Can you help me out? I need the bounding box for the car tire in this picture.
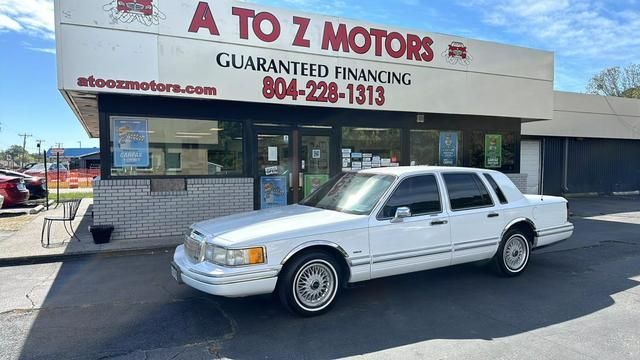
[277,251,341,317]
[494,228,531,277]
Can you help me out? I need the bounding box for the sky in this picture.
[0,0,638,154]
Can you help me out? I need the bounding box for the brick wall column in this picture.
[93,178,254,241]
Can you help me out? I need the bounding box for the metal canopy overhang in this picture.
[63,90,99,138]
[66,91,548,139]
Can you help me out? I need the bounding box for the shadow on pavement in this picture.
[15,216,640,359]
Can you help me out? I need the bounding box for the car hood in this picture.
[191,204,367,246]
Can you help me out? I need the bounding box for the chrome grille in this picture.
[184,234,204,263]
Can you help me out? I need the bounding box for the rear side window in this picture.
[380,175,441,218]
[443,173,494,211]
[483,173,508,204]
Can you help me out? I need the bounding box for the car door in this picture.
[442,172,506,265]
[369,174,452,279]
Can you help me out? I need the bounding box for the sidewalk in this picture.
[0,199,181,265]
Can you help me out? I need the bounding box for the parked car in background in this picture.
[0,175,30,208]
[0,169,47,199]
[23,163,68,182]
[19,163,37,172]
[172,167,574,316]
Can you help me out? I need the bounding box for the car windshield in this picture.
[300,172,396,215]
[28,164,45,172]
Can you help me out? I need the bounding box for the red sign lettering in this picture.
[188,2,220,35]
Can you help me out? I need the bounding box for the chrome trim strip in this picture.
[187,267,280,279]
[350,258,371,266]
[537,228,574,237]
[454,241,499,251]
[454,236,500,246]
[280,241,349,265]
[536,223,574,237]
[372,244,451,259]
[501,218,536,238]
[183,271,278,286]
[372,249,451,264]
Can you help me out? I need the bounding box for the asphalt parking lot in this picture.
[1,196,639,360]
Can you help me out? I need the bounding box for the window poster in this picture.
[268,146,278,162]
[113,117,150,168]
[260,176,288,209]
[304,174,330,197]
[485,134,503,168]
[439,131,458,166]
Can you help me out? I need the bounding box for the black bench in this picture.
[41,199,82,247]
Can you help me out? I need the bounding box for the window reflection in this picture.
[110,116,243,177]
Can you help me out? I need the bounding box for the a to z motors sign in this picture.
[55,0,554,119]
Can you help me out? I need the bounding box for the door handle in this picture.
[487,213,500,218]
[431,220,448,226]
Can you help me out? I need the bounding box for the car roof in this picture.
[359,166,500,177]
[0,175,22,181]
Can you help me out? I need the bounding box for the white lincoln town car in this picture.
[172,167,573,316]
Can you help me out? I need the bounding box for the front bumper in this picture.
[172,245,280,298]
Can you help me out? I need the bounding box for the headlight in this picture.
[204,244,265,266]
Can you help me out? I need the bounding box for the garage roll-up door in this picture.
[521,140,541,194]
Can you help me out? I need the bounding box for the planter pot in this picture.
[89,225,114,244]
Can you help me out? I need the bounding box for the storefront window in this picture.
[467,131,517,172]
[410,130,462,166]
[110,116,243,177]
[341,127,401,170]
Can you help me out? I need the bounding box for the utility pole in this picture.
[18,133,33,169]
[78,141,82,148]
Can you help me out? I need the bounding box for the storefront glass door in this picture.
[300,135,331,198]
[255,127,332,209]
[257,130,292,209]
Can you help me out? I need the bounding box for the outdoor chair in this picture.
[41,199,82,247]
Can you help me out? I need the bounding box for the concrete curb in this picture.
[0,244,180,267]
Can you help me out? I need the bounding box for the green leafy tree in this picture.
[4,145,25,163]
[586,64,640,98]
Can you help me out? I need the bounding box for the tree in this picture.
[586,64,640,98]
[4,145,25,163]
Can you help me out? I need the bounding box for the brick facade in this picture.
[93,178,254,241]
[506,173,528,193]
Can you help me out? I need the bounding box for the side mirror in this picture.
[391,206,411,223]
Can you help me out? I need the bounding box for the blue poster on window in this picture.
[113,118,150,168]
[260,176,288,209]
[439,132,458,166]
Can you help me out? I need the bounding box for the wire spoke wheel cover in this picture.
[503,234,529,272]
[293,260,337,311]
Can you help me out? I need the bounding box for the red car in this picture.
[0,170,48,199]
[0,176,30,208]
[23,163,68,182]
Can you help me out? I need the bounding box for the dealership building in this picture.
[54,0,640,242]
